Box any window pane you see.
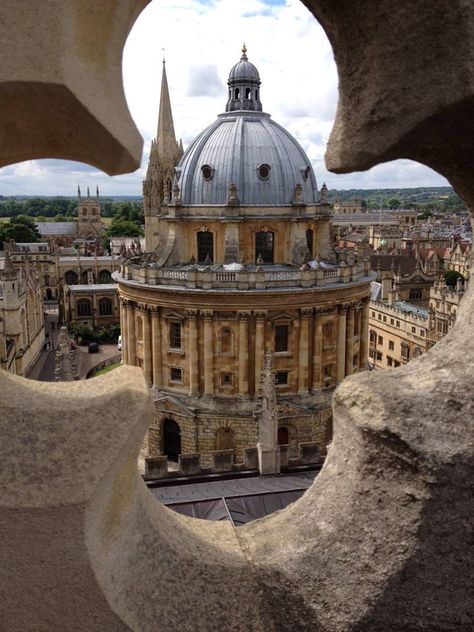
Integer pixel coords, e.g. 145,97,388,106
275,324,288,352
170,322,181,348
197,231,214,263
255,231,274,263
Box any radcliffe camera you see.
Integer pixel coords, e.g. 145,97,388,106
0,1,471,631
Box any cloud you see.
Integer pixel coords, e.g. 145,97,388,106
186,64,224,97
0,0,450,195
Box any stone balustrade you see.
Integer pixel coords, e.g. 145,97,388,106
118,259,372,290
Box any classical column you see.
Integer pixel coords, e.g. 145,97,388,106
238,313,249,397
141,306,152,386
120,298,128,364
298,309,311,393
345,304,355,376
359,300,369,371
312,309,323,390
336,304,347,383
203,311,214,396
151,308,162,388
188,310,199,396
126,302,136,366
254,312,265,395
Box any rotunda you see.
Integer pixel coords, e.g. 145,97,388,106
116,48,374,467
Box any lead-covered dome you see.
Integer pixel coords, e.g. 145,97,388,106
174,48,318,206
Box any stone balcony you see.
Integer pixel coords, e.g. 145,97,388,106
118,259,373,291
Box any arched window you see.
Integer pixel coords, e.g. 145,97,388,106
98,269,112,283
306,229,314,257
215,427,235,451
80,270,89,284
197,231,214,263
278,426,289,445
65,270,78,285
323,321,334,346
255,231,274,263
99,297,112,316
219,327,233,355
245,87,251,99
235,88,239,99
77,299,91,317
255,89,258,100
163,419,181,462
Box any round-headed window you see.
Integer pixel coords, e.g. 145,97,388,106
201,165,213,181
257,163,271,180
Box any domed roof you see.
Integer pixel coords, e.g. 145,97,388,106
174,49,318,207
228,45,260,82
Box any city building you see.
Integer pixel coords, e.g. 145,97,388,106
115,48,373,466
0,252,45,375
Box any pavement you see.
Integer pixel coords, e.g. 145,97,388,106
27,308,121,382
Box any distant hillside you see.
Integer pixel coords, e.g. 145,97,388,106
328,187,466,213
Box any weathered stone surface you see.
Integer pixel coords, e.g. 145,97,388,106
244,447,259,469
211,448,234,472
145,455,168,479
0,0,149,174
178,452,201,475
298,441,321,464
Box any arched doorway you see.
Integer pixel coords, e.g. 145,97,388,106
163,419,181,462
278,426,289,445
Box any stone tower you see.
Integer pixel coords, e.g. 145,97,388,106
144,59,183,250
76,185,104,238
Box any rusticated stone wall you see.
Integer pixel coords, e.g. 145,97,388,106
0,1,472,631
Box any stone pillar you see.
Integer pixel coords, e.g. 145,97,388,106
188,310,199,396
345,304,355,376
238,313,249,397
337,304,347,383
141,306,152,386
120,299,128,364
254,312,265,395
312,309,323,390
298,309,311,393
151,308,161,388
126,302,136,366
203,312,214,396
359,300,369,371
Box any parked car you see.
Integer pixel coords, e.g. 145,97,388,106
117,335,122,351
88,342,99,353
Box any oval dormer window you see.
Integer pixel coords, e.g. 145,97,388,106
257,163,271,180
301,165,311,181
201,165,213,181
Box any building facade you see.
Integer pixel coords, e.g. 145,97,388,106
116,49,373,465
0,252,45,375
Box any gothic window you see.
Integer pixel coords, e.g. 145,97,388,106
323,321,334,346
219,328,233,355
81,270,89,284
65,270,78,285
274,324,289,353
99,298,112,316
77,299,91,317
409,288,422,300
401,343,410,360
98,269,112,283
257,163,271,180
306,229,314,257
169,322,182,349
369,329,377,344
255,231,274,263
389,340,394,351
197,231,214,263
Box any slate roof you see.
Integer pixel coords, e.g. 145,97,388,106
36,222,78,236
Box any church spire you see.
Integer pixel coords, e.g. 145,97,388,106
156,59,178,159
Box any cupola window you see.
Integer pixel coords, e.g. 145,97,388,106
245,88,251,99
301,166,311,181
257,163,271,180
201,164,214,181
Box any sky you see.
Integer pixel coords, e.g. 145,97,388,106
0,0,450,197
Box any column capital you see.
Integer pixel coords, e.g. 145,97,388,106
150,305,161,315
255,311,266,321
187,309,198,321
137,303,150,314
238,312,250,322
124,300,135,310
202,311,214,321
300,308,313,318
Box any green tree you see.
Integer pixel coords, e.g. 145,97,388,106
104,218,143,238
444,270,464,288
0,216,42,247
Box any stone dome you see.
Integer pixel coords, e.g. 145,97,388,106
174,48,318,206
